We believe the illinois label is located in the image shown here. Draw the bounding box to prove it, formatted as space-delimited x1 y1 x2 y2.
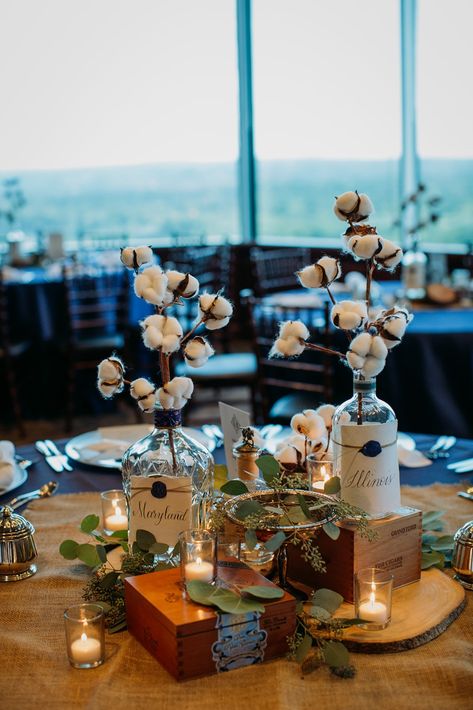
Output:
129 475 192 547
333 421 400 517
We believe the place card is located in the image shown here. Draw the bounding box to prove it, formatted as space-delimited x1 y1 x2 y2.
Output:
218 402 251 478
129 474 192 547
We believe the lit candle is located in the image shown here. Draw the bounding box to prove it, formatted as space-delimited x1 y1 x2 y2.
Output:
70 632 102 665
184 556 214 582
104 500 128 532
358 587 388 624
312 463 331 491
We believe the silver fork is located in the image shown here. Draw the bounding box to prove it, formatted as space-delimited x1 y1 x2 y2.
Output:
425 436 456 460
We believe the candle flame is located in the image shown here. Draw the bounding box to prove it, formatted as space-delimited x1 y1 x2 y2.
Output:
196 557 202 565
112 498 118 507
114 504 122 517
80 632 87 642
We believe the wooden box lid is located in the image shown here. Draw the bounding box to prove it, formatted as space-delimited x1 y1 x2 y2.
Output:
125 562 295 638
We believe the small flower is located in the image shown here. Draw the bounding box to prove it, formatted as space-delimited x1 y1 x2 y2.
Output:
164 270 200 304
315 404 336 431
331 300 367 330
184 336 215 368
297 256 341 289
269 320 310 358
347 234 384 260
333 191 374 223
97 356 125 398
199 293 233 330
120 245 153 270
134 265 168 306
141 314 182 353
129 377 157 412
157 376 194 409
377 307 413 349
290 410 326 441
347 332 388 378
375 239 403 270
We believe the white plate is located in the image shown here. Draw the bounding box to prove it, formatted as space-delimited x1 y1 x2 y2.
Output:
65 424 215 470
0 465 28 495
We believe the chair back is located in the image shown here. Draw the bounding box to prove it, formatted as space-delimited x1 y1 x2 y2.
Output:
249 247 312 297
245 292 334 421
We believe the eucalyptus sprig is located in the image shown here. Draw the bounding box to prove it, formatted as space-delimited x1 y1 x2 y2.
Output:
186 580 284 615
421 510 455 570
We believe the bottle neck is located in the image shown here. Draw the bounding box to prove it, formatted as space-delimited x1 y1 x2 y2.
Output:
153 408 182 429
353 377 376 396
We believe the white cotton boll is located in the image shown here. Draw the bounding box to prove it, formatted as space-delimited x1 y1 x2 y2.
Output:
357 194 374 221
297 263 325 288
370 335 388 360
199 293 216 312
380 309 412 348
333 191 359 221
158 389 175 409
166 270 200 298
204 316 230 330
269 336 305 358
318 256 341 283
361 356 386 378
274 445 299 466
211 295 233 318
375 239 403 270
161 334 181 354
316 404 336 430
142 325 163 350
348 234 383 260
138 392 157 412
97 380 118 398
303 410 326 441
130 377 155 400
290 414 308 436
120 246 153 269
97 359 120 381
134 266 168 306
279 320 310 340
166 377 192 398
331 300 367 330
347 351 366 371
350 332 373 356
162 317 183 337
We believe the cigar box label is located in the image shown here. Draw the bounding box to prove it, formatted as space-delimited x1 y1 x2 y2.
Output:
129 474 192 546
212 612 267 672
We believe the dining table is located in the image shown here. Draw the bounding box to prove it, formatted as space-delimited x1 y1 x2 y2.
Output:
1 431 472 709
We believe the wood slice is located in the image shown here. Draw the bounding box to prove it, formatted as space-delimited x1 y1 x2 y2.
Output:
334 569 466 653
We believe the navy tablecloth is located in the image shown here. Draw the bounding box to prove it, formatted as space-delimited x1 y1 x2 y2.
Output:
2 433 472 508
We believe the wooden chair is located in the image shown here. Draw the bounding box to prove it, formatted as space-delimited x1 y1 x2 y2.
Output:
245 292 334 424
63 265 130 431
0 268 29 436
249 247 312 297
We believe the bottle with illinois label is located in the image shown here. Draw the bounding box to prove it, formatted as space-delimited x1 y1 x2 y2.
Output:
332 377 400 519
122 408 214 547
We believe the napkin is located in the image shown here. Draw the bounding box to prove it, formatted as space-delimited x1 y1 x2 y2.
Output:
397 441 432 468
0 440 20 492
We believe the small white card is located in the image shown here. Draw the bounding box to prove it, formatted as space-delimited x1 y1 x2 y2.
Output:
218 402 251 478
129 474 192 547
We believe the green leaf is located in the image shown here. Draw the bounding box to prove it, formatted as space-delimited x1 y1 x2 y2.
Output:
96 545 107 564
310 605 332 622
264 531 286 552
297 494 311 519
323 640 349 668
263 505 284 515
220 479 249 496
430 535 455 551
149 542 170 556
120 541 129 553
422 511 444 531
59 539 79 560
323 521 340 541
99 571 120 590
80 514 100 534
136 529 156 552
324 476 341 495
245 529 258 551
234 499 265 521
241 585 284 600
76 543 101 567
110 529 128 540
256 455 280 484
186 581 265 614
312 588 344 614
90 530 106 543
295 632 312 664
421 533 437 546
421 550 445 569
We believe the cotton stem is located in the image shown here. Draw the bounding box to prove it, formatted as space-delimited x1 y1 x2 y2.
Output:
302 340 347 360
365 259 375 310
325 285 336 306
181 318 205 347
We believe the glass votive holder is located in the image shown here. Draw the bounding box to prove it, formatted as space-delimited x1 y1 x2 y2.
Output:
307 454 333 493
64 603 105 669
355 567 394 630
240 542 275 576
179 529 217 585
100 490 128 534
217 533 241 562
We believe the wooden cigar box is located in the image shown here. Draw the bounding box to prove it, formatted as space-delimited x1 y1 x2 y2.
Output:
287 506 422 603
125 562 296 681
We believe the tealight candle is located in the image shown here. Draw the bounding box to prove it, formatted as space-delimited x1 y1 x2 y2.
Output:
184 556 215 583
64 604 105 669
179 530 217 586
355 568 393 631
307 455 334 493
101 490 128 534
70 632 102 665
105 501 128 532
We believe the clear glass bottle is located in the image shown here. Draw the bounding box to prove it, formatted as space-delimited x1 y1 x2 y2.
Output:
402 239 427 300
331 377 400 519
122 408 214 548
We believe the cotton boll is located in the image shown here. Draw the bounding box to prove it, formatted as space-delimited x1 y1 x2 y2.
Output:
347 234 383 260
184 337 214 367
379 308 413 348
199 293 233 329
375 239 403 270
349 332 372 357
279 320 310 340
290 411 326 441
130 377 155 400
211 295 233 318
97 357 122 381
331 300 367 330
166 377 194 399
161 334 181 354
333 191 374 222
166 270 200 298
318 256 341 283
297 263 325 288
141 314 165 350
347 333 387 378
204 316 230 330
163 317 183 337
357 194 374 221
347 350 366 370
316 404 336 430
97 380 118 398
274 445 300 467
134 266 168 306
361 356 386 378
120 245 153 270
370 335 388 360
269 336 305 358
137 392 157 412
158 389 175 409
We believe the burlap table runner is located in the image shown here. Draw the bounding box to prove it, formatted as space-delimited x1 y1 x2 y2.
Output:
1 484 472 710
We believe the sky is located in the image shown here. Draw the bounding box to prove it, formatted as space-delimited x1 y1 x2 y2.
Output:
0 0 471 171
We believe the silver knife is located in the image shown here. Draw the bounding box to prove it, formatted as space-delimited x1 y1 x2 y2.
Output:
44 440 73 471
458 491 473 501
448 457 473 470
35 441 64 473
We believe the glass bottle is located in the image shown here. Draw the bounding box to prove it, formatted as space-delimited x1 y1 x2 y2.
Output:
122 408 214 548
331 377 400 519
402 238 427 300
